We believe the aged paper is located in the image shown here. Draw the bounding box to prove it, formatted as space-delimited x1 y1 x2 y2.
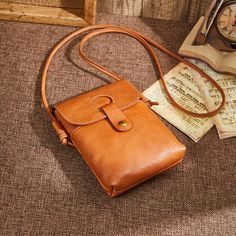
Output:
178 17 236 75
188 59 236 139
143 63 214 142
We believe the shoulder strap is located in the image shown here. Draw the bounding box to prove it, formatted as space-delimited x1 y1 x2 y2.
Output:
41 25 225 122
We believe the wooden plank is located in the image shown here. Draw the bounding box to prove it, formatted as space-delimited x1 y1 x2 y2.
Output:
84 0 96 24
98 0 142 16
187 0 212 22
0 0 212 24
0 2 90 27
1 0 84 9
142 0 212 22
98 0 212 23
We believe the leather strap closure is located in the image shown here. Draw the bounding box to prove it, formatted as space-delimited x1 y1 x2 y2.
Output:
102 103 133 132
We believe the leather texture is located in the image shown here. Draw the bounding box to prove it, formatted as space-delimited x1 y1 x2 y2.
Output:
41 25 225 197
54 80 186 197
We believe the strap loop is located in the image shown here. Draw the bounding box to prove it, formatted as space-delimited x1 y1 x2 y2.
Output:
41 24 225 122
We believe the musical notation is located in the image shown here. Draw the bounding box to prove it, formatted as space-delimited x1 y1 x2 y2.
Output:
143 63 214 142
143 59 236 141
189 59 236 139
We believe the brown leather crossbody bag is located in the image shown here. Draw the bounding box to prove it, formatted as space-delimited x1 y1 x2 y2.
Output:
41 25 225 197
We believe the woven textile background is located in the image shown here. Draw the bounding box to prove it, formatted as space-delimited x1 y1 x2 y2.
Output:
0 13 236 235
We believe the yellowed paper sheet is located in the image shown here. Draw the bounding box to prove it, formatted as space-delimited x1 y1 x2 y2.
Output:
143 64 214 142
188 59 236 139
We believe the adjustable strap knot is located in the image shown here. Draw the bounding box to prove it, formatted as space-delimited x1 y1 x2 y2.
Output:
59 133 68 145
52 120 68 145
140 95 159 106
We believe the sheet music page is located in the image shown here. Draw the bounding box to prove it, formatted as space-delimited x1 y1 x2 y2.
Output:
143 63 214 142
188 59 236 139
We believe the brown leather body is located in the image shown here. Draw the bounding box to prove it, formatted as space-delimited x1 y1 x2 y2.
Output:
54 80 186 197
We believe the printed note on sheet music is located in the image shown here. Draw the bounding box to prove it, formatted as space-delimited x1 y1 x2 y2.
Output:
189 59 236 139
143 63 214 142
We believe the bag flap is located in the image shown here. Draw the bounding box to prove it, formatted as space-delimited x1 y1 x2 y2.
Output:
55 79 141 125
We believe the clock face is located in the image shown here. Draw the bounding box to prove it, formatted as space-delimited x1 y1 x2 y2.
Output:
216 2 236 42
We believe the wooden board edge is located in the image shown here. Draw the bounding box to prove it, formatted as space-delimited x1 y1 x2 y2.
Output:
0 2 90 27
84 0 96 25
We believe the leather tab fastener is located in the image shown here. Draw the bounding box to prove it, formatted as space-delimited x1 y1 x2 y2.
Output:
102 103 133 132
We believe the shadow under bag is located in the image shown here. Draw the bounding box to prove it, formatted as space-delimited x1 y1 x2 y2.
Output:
41 25 225 197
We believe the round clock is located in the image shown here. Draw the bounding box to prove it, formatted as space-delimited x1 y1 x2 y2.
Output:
216 1 236 42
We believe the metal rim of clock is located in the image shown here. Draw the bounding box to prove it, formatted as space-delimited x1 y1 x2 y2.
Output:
216 0 236 42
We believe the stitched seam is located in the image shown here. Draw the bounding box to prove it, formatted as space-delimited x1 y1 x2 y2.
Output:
56 98 140 125
56 93 139 121
56 80 139 113
70 126 81 138
55 80 140 124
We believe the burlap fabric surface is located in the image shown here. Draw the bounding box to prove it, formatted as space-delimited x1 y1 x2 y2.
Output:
0 13 235 235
